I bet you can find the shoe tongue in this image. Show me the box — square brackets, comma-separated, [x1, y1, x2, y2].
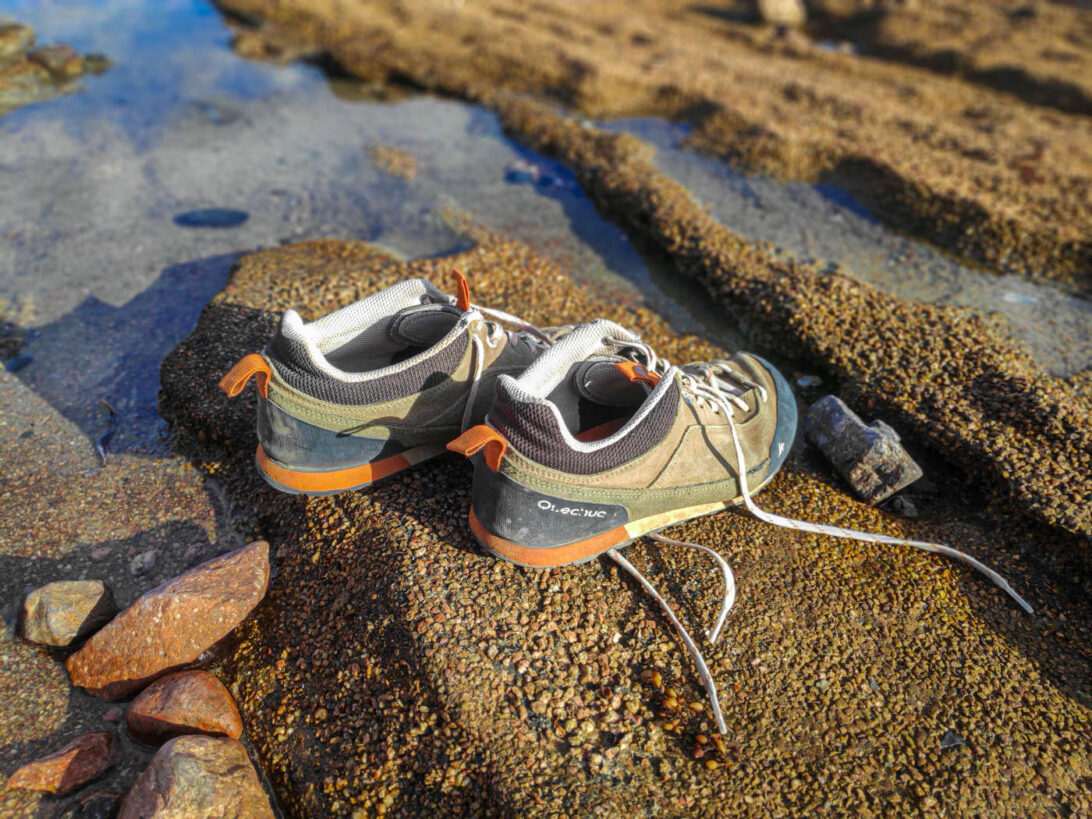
[573, 356, 651, 407]
[387, 303, 463, 348]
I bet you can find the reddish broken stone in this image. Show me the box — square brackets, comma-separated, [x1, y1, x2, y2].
[5, 732, 118, 796]
[126, 670, 243, 745]
[66, 541, 270, 699]
[118, 736, 273, 819]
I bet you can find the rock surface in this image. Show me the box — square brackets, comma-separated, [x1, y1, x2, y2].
[0, 22, 34, 64]
[5, 732, 118, 796]
[218, 0, 1092, 287]
[158, 237, 1092, 816]
[804, 395, 923, 504]
[117, 735, 273, 819]
[21, 580, 117, 647]
[126, 670, 243, 745]
[0, 20, 107, 116]
[65, 541, 270, 699]
[754, 0, 806, 26]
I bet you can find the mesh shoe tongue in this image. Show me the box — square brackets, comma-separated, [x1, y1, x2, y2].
[387, 303, 463, 348]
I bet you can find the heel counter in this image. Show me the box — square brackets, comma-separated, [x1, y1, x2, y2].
[256, 395, 393, 470]
[470, 463, 628, 550]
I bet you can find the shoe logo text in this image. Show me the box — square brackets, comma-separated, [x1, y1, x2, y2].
[537, 500, 607, 518]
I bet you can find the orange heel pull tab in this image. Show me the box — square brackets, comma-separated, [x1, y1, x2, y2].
[452, 269, 471, 311]
[615, 360, 660, 386]
[219, 354, 271, 398]
[448, 425, 507, 471]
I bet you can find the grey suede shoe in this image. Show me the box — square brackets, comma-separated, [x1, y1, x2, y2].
[220, 273, 551, 495]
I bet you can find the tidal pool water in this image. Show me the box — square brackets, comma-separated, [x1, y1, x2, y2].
[0, 0, 1086, 458]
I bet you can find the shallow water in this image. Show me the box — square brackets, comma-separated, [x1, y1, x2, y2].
[602, 118, 1092, 377]
[1, 0, 1085, 459]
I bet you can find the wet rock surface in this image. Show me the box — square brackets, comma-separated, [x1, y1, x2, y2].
[496, 97, 1092, 538]
[804, 395, 922, 504]
[216, 0, 1092, 287]
[65, 541, 270, 699]
[160, 237, 1092, 816]
[118, 735, 273, 819]
[126, 670, 243, 745]
[0, 20, 108, 117]
[5, 732, 118, 796]
[21, 580, 117, 648]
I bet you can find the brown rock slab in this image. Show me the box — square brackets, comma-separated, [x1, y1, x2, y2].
[26, 44, 83, 79]
[65, 541, 270, 699]
[0, 22, 34, 65]
[21, 580, 117, 647]
[118, 735, 273, 819]
[126, 670, 243, 745]
[5, 732, 118, 796]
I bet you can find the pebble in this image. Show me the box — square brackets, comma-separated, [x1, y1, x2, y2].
[66, 541, 270, 699]
[21, 580, 116, 647]
[126, 670, 244, 745]
[128, 550, 157, 576]
[804, 395, 923, 504]
[118, 735, 273, 818]
[5, 732, 118, 795]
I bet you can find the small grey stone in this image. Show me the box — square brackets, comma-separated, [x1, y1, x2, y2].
[129, 550, 158, 576]
[21, 580, 116, 647]
[940, 729, 965, 749]
[804, 395, 923, 504]
[887, 495, 919, 518]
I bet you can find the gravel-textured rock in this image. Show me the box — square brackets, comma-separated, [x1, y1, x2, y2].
[117, 735, 273, 819]
[21, 580, 117, 647]
[5, 732, 118, 796]
[158, 237, 1092, 816]
[217, 0, 1092, 286]
[65, 541, 270, 699]
[804, 395, 923, 504]
[126, 670, 243, 745]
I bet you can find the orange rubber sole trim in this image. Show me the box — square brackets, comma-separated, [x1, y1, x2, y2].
[256, 444, 411, 494]
[469, 508, 628, 567]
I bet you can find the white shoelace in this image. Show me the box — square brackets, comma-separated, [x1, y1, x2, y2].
[605, 337, 1032, 735]
[460, 305, 555, 432]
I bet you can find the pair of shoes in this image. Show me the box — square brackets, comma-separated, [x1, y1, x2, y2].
[221, 273, 1031, 733]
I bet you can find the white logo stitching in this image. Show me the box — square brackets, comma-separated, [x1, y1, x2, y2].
[537, 499, 608, 518]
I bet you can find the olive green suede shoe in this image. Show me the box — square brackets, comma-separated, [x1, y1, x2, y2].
[450, 319, 1029, 735]
[219, 272, 551, 496]
[449, 319, 797, 566]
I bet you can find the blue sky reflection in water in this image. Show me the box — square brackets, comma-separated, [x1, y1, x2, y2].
[0, 0, 1086, 459]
